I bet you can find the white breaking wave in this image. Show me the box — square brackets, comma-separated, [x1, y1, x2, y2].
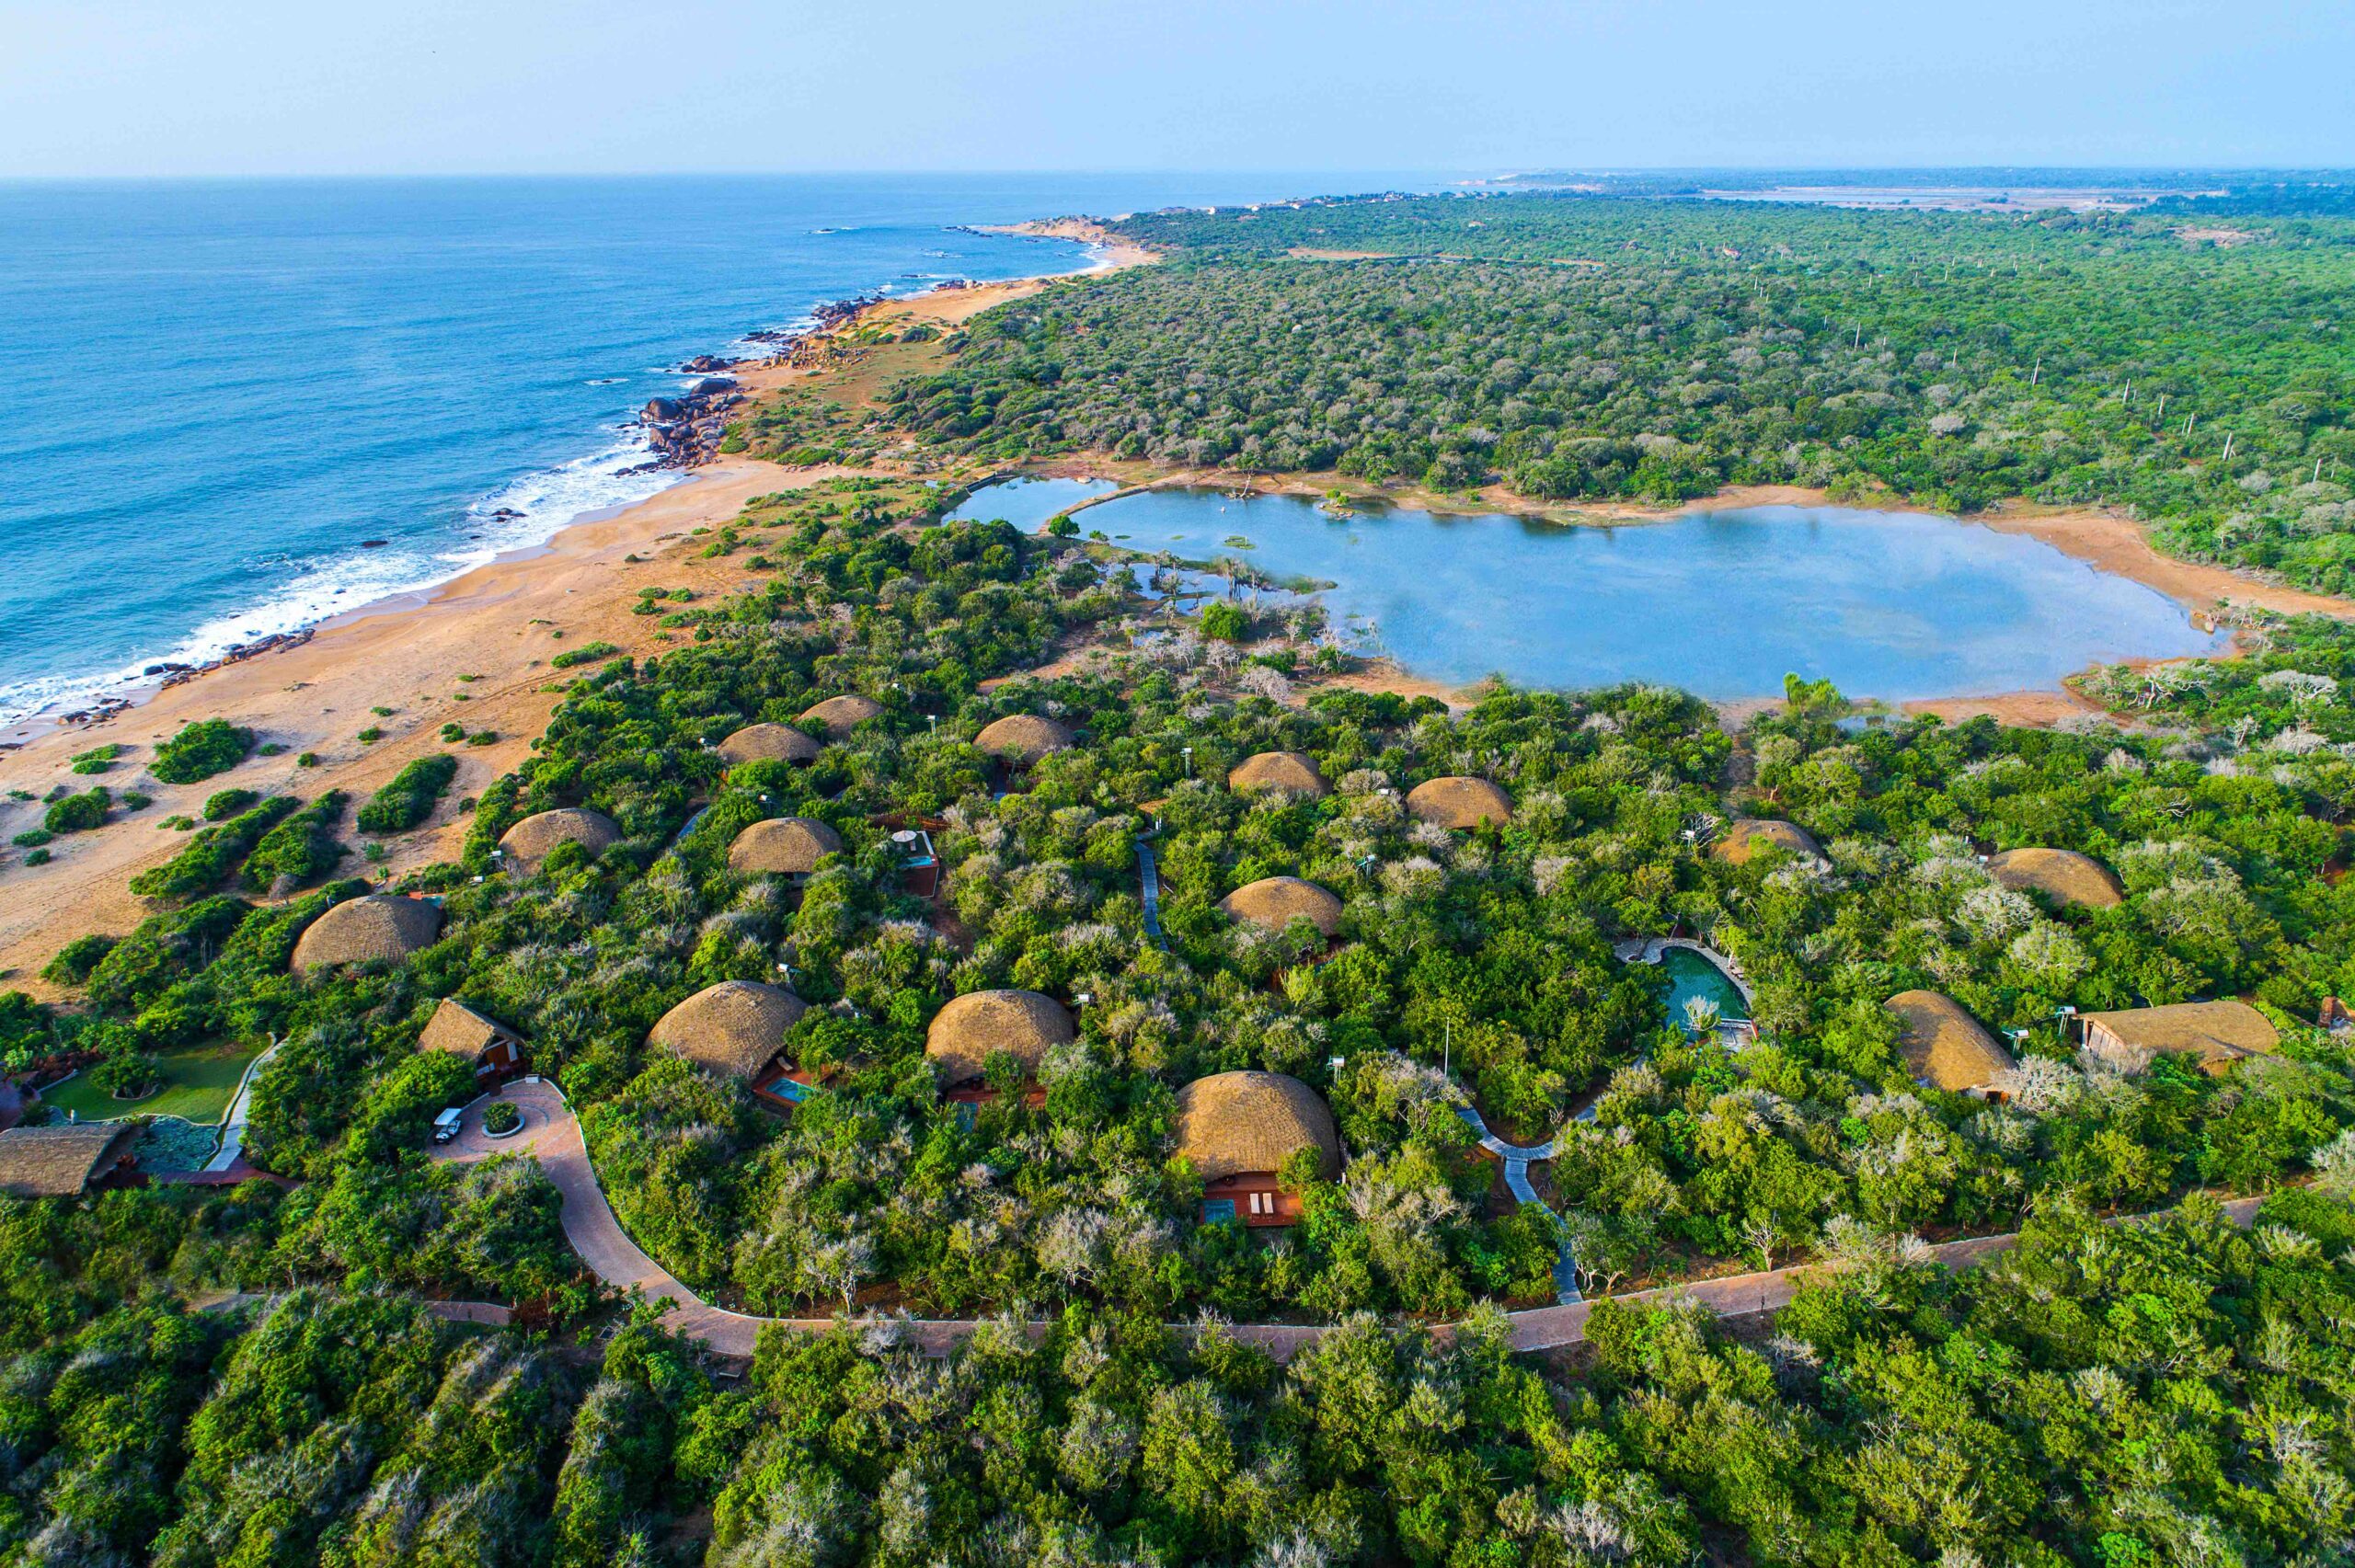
[0, 427, 683, 730]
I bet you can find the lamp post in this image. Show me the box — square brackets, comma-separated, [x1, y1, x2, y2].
[1182, 747, 1193, 777]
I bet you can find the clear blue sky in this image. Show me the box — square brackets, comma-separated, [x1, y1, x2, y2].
[6, 0, 2349, 178]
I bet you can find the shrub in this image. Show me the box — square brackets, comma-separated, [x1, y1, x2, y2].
[121, 792, 152, 811]
[356, 754, 458, 834]
[465, 730, 498, 747]
[483, 1101, 522, 1135]
[357, 727, 384, 744]
[201, 788, 260, 822]
[296, 752, 320, 768]
[127, 796, 299, 900]
[21, 848, 48, 866]
[12, 830, 53, 848]
[91, 1039, 158, 1098]
[549, 641, 622, 670]
[70, 744, 123, 774]
[242, 791, 348, 890]
[40, 934, 117, 987]
[44, 787, 110, 834]
[1200, 601, 1250, 641]
[150, 719, 254, 784]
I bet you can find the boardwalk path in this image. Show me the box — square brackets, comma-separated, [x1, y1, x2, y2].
[437, 1080, 2265, 1363]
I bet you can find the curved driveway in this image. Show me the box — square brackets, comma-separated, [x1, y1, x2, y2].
[440, 1079, 2265, 1363]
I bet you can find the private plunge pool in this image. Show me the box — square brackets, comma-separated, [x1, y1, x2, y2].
[978, 485, 2227, 702]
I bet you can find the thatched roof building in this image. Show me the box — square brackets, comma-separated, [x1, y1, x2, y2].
[1406, 776, 1512, 830]
[1711, 818, 1823, 865]
[2081, 1000, 2280, 1075]
[1219, 876, 1344, 938]
[925, 989, 1074, 1086]
[1987, 848, 2124, 910]
[728, 817, 844, 878]
[1229, 751, 1330, 799]
[419, 998, 526, 1079]
[975, 715, 1075, 767]
[499, 807, 620, 872]
[649, 980, 809, 1080]
[1173, 1071, 1342, 1183]
[717, 723, 822, 767]
[0, 1123, 140, 1199]
[292, 895, 442, 977]
[1883, 990, 2015, 1093]
[799, 695, 884, 737]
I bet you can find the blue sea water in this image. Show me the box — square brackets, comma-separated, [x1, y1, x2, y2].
[0, 173, 1431, 727]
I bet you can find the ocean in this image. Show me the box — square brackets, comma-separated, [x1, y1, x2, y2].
[0, 173, 1433, 729]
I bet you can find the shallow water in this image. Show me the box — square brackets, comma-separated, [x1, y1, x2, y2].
[947, 475, 1122, 532]
[1074, 488, 2223, 700]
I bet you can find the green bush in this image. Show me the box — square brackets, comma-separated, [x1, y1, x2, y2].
[242, 790, 348, 890]
[70, 744, 123, 774]
[1200, 601, 1250, 641]
[201, 787, 260, 822]
[21, 848, 49, 866]
[483, 1101, 522, 1135]
[549, 641, 622, 670]
[127, 796, 299, 900]
[12, 829, 53, 849]
[40, 934, 117, 987]
[150, 719, 254, 784]
[356, 754, 458, 834]
[44, 787, 110, 834]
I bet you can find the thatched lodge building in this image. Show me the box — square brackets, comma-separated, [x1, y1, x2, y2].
[925, 988, 1074, 1103]
[1228, 751, 1330, 799]
[1406, 776, 1512, 830]
[717, 723, 822, 767]
[798, 694, 884, 738]
[727, 816, 844, 882]
[291, 894, 442, 978]
[1218, 876, 1344, 939]
[0, 1123, 142, 1199]
[975, 715, 1075, 774]
[1882, 990, 2015, 1095]
[498, 807, 620, 873]
[1986, 848, 2125, 910]
[1711, 818, 1824, 866]
[1173, 1070, 1342, 1227]
[2079, 1000, 2280, 1075]
[419, 998, 526, 1085]
[649, 980, 810, 1104]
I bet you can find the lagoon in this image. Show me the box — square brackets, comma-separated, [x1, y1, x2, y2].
[1060, 489, 2223, 701]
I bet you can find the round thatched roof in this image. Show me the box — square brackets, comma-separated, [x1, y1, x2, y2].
[975, 714, 1075, 765]
[1711, 818, 1823, 866]
[1987, 848, 2124, 910]
[798, 694, 884, 738]
[1884, 990, 2015, 1093]
[1173, 1071, 1342, 1183]
[649, 979, 808, 1080]
[499, 807, 620, 872]
[925, 988, 1074, 1086]
[1228, 751, 1330, 799]
[292, 895, 443, 977]
[2081, 1000, 2280, 1074]
[1406, 776, 1512, 830]
[717, 723, 822, 767]
[1219, 876, 1343, 937]
[728, 816, 844, 876]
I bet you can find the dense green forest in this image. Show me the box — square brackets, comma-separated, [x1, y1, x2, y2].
[6, 407, 2355, 1553]
[0, 1189, 2348, 1564]
[860, 192, 2355, 590]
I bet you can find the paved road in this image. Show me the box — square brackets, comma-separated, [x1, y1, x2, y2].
[201, 1039, 281, 1173]
[437, 1080, 2268, 1364]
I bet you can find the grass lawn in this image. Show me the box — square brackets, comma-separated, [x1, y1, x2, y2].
[41, 1040, 263, 1125]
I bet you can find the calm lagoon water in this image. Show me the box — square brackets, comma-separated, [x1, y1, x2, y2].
[1075, 488, 2224, 701]
[947, 475, 1122, 532]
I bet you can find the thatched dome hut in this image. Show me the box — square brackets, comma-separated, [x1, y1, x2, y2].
[2080, 1000, 2280, 1075]
[499, 807, 620, 872]
[1987, 848, 2124, 910]
[1229, 751, 1329, 799]
[975, 715, 1075, 767]
[1406, 776, 1512, 830]
[717, 723, 822, 767]
[419, 997, 525, 1079]
[1173, 1071, 1342, 1183]
[798, 694, 884, 738]
[1711, 818, 1823, 865]
[0, 1124, 140, 1199]
[649, 979, 808, 1080]
[1883, 990, 2014, 1093]
[1219, 876, 1344, 938]
[925, 989, 1074, 1086]
[292, 895, 442, 977]
[728, 817, 844, 877]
